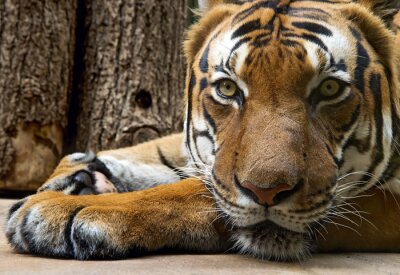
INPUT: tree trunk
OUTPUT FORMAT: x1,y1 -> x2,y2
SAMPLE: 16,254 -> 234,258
70,0 -> 186,152
0,0 -> 187,191
0,0 -> 76,190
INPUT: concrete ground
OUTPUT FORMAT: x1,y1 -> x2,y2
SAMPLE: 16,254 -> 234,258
1,198 -> 399,275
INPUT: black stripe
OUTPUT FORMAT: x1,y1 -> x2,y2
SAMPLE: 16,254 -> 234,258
291,0 -> 348,3
382,63 -> 398,134
186,69 -> 197,166
358,73 -> 384,187
381,151 -> 400,184
325,144 -> 340,167
252,34 -> 272,47
233,1 -> 279,24
231,19 -> 261,39
354,42 -> 370,92
199,45 -> 210,73
284,33 -> 328,52
203,102 -> 217,133
281,39 -> 302,48
370,73 -> 384,165
349,26 -> 361,40
215,61 -> 230,74
226,37 -> 251,70
21,210 -> 38,253
330,57 -> 347,72
253,32 -> 271,42
157,147 -> 188,180
212,171 -> 245,205
7,199 -> 27,220
231,37 -> 251,54
65,207 -> 85,257
199,77 -> 208,93
292,21 -> 332,36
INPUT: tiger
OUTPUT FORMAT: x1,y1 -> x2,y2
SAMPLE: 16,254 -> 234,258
6,0 -> 400,261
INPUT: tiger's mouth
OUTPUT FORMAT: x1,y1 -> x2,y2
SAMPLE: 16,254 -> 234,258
211,176 -> 335,235
231,219 -> 313,261
215,190 -> 329,260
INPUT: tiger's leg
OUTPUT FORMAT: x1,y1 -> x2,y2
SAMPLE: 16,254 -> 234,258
39,133 -> 188,195
6,178 -> 229,259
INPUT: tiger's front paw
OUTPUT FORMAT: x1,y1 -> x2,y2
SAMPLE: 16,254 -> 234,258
6,192 -> 151,259
39,152 -> 128,195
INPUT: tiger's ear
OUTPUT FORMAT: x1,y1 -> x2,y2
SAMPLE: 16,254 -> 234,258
340,1 -> 397,70
185,3 -> 238,64
340,0 -> 399,97
355,0 -> 400,28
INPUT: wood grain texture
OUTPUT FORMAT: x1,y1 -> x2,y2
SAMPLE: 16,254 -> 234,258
0,0 -> 187,190
73,0 -> 186,152
0,0 -> 76,190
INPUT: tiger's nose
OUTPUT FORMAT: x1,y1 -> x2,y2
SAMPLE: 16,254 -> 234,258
241,181 -> 293,206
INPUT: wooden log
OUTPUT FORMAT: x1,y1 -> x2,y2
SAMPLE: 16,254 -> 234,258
71,0 -> 186,152
0,0 -> 76,190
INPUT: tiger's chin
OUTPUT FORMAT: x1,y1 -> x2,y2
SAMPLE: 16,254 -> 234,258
232,220 -> 312,262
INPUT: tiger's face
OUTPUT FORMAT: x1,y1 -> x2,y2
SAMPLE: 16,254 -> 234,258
184,0 -> 399,259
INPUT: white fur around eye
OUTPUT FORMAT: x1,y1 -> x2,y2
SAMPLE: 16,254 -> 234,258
316,86 -> 351,110
210,89 -> 240,108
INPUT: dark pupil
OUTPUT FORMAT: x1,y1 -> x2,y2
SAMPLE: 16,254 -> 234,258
326,84 -> 332,90
225,83 -> 231,90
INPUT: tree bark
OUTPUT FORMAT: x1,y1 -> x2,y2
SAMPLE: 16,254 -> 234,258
71,0 -> 186,152
0,0 -> 76,190
0,0 -> 187,191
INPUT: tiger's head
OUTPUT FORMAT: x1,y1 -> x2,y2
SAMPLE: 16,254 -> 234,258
183,0 -> 400,260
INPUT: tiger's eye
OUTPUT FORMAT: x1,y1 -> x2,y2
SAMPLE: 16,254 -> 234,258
320,79 -> 340,97
217,79 -> 238,97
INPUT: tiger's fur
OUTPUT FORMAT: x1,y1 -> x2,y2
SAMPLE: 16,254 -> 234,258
6,0 -> 400,261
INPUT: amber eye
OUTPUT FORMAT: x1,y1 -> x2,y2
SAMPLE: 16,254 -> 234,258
320,79 -> 341,97
217,79 -> 238,97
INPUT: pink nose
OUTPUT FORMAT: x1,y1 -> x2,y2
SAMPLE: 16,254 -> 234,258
241,181 -> 293,206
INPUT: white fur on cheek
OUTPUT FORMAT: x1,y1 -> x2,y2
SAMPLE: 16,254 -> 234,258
196,135 -> 215,165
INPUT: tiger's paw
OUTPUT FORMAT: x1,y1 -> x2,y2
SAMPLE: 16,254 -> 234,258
39,152 -> 128,195
6,192 -> 151,259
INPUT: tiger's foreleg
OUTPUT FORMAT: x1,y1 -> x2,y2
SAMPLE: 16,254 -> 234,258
7,178 -> 400,259
7,178 -> 230,259
39,133 -> 189,194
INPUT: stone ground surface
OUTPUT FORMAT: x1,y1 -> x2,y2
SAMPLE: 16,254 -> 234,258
1,198 -> 399,275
